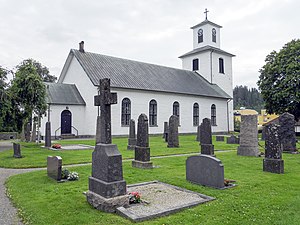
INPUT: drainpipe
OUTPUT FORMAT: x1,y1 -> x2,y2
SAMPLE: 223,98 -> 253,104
227,98 -> 233,133
210,49 -> 214,83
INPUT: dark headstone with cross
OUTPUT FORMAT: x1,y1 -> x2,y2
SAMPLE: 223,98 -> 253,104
132,114 -> 153,169
94,78 -> 117,144
87,78 -> 129,213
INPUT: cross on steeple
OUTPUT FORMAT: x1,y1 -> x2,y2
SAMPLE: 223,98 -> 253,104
204,8 -> 209,20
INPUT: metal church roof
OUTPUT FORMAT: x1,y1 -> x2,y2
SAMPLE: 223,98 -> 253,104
68,49 -> 231,99
45,82 -> 86,105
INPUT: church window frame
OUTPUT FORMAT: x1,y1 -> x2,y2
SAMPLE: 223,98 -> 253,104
149,99 -> 157,126
211,104 -> 217,126
173,101 -> 180,123
212,28 -> 216,43
192,58 -> 199,71
198,29 -> 203,43
219,58 -> 224,74
121,98 -> 131,126
193,103 -> 199,126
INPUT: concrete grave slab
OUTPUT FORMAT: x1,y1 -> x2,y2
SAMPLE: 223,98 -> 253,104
117,181 -> 214,222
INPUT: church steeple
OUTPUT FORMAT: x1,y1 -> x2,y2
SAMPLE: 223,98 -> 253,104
190,9 -> 222,49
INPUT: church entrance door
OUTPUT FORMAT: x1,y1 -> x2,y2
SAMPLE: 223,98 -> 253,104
61,110 -> 72,134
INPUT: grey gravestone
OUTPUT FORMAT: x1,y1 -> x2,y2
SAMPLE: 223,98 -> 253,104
237,115 -> 260,156
261,126 -> 266,141
226,135 -> 239,144
25,122 -> 31,142
196,125 -> 201,142
186,155 -> 224,189
200,118 -> 214,155
163,121 -> 168,141
47,156 -> 62,181
95,115 -> 101,144
13,143 -> 22,158
31,122 -> 37,142
216,136 -> 224,142
127,119 -> 137,150
263,123 -> 284,174
87,78 -> 128,213
167,115 -> 179,148
132,114 -> 153,168
45,121 -> 51,147
279,113 -> 297,153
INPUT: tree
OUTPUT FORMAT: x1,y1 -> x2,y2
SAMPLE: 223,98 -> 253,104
257,39 -> 300,120
18,59 -> 57,82
10,61 -> 47,132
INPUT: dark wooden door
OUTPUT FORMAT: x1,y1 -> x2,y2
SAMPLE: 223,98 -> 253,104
61,110 -> 72,134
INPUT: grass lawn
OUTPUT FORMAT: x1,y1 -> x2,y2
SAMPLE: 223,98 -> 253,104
0,135 -> 240,168
6,151 -> 300,225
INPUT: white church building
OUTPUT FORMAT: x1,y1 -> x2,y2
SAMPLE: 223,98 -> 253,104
40,16 -> 235,138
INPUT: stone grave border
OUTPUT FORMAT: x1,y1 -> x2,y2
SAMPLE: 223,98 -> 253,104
116,180 -> 215,222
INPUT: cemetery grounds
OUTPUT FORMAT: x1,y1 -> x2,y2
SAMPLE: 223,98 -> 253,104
1,135 -> 300,224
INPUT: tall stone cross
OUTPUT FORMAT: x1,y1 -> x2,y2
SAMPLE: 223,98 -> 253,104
204,8 -> 209,20
94,78 -> 117,144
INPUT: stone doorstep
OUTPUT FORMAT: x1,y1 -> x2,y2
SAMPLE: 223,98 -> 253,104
116,181 -> 215,222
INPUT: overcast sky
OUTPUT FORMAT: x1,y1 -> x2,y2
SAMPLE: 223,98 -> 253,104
1,0 -> 299,88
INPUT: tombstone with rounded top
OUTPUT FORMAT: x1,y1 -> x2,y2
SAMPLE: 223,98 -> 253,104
279,112 -> 297,153
127,119 -> 137,150
167,115 -> 179,148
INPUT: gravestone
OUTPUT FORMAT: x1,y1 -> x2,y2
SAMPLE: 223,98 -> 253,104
163,121 -> 169,141
196,125 -> 201,142
200,118 -> 214,155
237,115 -> 260,156
226,135 -> 239,144
216,136 -> 224,142
167,115 -> 179,148
127,119 -> 137,150
45,121 -> 51,147
47,156 -> 62,181
95,115 -> 101,144
186,155 -> 225,189
132,114 -> 153,169
13,143 -> 22,158
25,122 -> 31,142
31,122 -> 37,142
86,78 -> 128,213
261,126 -> 266,141
263,123 -> 284,174
279,113 -> 297,153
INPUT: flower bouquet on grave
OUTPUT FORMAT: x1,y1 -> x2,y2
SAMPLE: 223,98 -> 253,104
128,192 -> 141,204
224,179 -> 236,186
52,144 -> 62,149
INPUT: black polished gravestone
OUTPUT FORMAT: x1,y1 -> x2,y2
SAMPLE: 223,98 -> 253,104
263,123 -> 284,174
86,78 -> 129,213
45,121 -> 51,148
13,143 -> 22,158
127,119 -> 137,150
47,156 -> 62,181
167,115 -> 179,148
186,155 -> 225,189
200,118 -> 214,156
226,135 -> 239,144
216,136 -> 225,142
132,114 -> 153,169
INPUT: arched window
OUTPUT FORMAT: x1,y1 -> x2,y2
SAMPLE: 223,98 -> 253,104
149,99 -> 157,126
193,103 -> 199,126
212,28 -> 216,43
198,29 -> 203,43
121,98 -> 131,126
173,101 -> 180,122
219,58 -> 224,74
192,58 -> 199,71
211,104 -> 216,126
